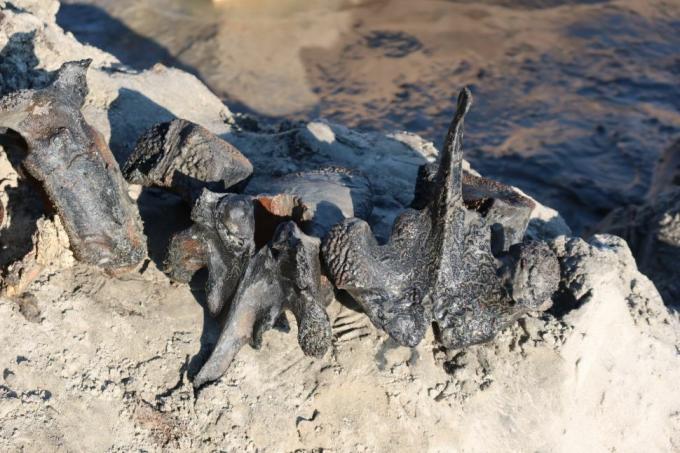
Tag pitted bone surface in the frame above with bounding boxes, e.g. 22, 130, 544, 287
322, 88, 560, 349
123, 118, 253, 202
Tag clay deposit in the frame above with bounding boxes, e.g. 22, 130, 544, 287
0, 1, 679, 452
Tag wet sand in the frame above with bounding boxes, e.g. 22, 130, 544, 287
58, 0, 680, 232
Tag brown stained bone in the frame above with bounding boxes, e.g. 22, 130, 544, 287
165, 191, 257, 317
166, 189, 333, 387
123, 119, 253, 203
166, 168, 371, 317
0, 60, 146, 273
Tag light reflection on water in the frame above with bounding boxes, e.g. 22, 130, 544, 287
57, 0, 680, 232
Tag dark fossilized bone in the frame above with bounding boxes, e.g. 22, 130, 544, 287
123, 118, 253, 203
0, 60, 146, 273
193, 220, 332, 387
166, 168, 372, 316
165, 190, 256, 316
124, 87, 557, 384
166, 168, 371, 386
414, 165, 535, 253
322, 88, 560, 348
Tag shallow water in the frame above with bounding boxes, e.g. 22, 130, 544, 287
57, 0, 680, 232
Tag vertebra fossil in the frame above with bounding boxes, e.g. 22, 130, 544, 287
0, 60, 146, 273
167, 89, 559, 386
322, 88, 560, 349
165, 168, 372, 387
1, 57, 561, 387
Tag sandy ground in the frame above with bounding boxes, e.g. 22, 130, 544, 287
1, 1, 679, 452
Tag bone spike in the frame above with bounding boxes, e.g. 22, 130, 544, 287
434, 87, 472, 212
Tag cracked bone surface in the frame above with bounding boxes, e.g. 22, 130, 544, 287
192, 220, 333, 388
322, 88, 560, 348
0, 60, 146, 273
123, 118, 253, 203
165, 168, 372, 385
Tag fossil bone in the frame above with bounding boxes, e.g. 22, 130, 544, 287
322, 88, 560, 348
414, 166, 535, 253
165, 168, 372, 386
193, 220, 333, 387
0, 60, 146, 273
123, 118, 253, 203
165, 191, 256, 317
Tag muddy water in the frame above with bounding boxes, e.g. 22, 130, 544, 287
57, 0, 680, 232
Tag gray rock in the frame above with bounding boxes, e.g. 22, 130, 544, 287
596, 188, 680, 306
596, 139, 680, 306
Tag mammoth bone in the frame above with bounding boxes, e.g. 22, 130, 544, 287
149, 89, 559, 387
164, 168, 373, 387
123, 118, 253, 203
321, 88, 560, 349
0, 60, 146, 273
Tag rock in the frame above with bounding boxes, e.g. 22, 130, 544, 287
246, 167, 373, 239
596, 189, 680, 306
648, 138, 680, 199
2, 215, 74, 297
596, 139, 680, 306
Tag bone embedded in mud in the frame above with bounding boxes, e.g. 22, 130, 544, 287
0, 60, 147, 273
193, 220, 332, 388
166, 190, 256, 317
322, 88, 560, 349
167, 168, 370, 385
167, 191, 332, 388
123, 118, 253, 203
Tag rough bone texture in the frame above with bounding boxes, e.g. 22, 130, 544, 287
123, 118, 253, 202
193, 221, 332, 388
166, 168, 372, 385
322, 88, 560, 348
0, 60, 146, 273
414, 165, 535, 253
168, 189, 333, 387
165, 191, 256, 317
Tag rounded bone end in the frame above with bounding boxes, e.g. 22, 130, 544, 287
297, 307, 332, 358
505, 241, 560, 311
